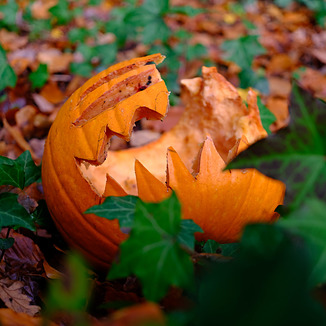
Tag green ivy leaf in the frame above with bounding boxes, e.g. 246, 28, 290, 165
279, 198, 326, 285
186, 44, 207, 61
0, 193, 35, 231
221, 35, 266, 70
16, 151, 41, 187
142, 18, 170, 44
108, 193, 194, 301
0, 45, 17, 92
85, 196, 137, 229
227, 83, 326, 210
29, 64, 49, 89
95, 43, 117, 66
0, 0, 18, 31
178, 220, 203, 250
0, 151, 40, 189
239, 67, 269, 94
0, 156, 24, 189
49, 0, 74, 25
70, 62, 93, 77
219, 243, 241, 258
202, 239, 220, 253
142, 0, 169, 15
169, 6, 206, 16
0, 237, 14, 250
31, 200, 50, 227
68, 28, 90, 43
257, 96, 276, 135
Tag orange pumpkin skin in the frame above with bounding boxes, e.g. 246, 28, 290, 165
42, 56, 285, 269
165, 137, 285, 243
42, 54, 169, 269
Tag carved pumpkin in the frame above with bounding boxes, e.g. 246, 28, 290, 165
42, 54, 285, 269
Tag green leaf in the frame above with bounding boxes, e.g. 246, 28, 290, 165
227, 83, 326, 210
31, 200, 50, 227
186, 44, 207, 61
0, 237, 14, 250
95, 43, 117, 66
85, 196, 137, 229
0, 193, 35, 231
257, 96, 276, 134
219, 243, 241, 257
239, 67, 269, 94
178, 220, 203, 250
75, 44, 95, 62
0, 0, 18, 31
88, 0, 103, 5
221, 35, 266, 70
142, 18, 170, 44
275, 0, 293, 7
68, 28, 90, 43
279, 198, 326, 285
45, 252, 90, 315
49, 0, 74, 25
29, 64, 49, 89
0, 45, 17, 92
0, 151, 40, 189
192, 224, 326, 326
0, 155, 24, 189
70, 62, 93, 77
16, 151, 41, 187
108, 193, 194, 301
124, 7, 151, 26
142, 0, 169, 15
202, 239, 219, 253
169, 6, 206, 16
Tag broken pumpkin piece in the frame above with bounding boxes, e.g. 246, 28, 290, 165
167, 137, 284, 243
42, 55, 285, 269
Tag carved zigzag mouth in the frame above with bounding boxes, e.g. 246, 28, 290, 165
73, 64, 164, 128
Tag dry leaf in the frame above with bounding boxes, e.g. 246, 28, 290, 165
2, 230, 44, 275
32, 94, 55, 113
2, 118, 38, 160
94, 302, 165, 326
37, 49, 73, 74
0, 279, 41, 316
31, 0, 57, 19
40, 82, 65, 104
130, 130, 161, 147
0, 308, 58, 326
0, 29, 28, 51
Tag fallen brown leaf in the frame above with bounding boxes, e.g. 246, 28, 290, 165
32, 94, 55, 114
0, 278, 41, 316
0, 308, 58, 326
2, 118, 38, 160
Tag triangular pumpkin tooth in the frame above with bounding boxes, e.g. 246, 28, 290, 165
196, 137, 226, 182
166, 146, 195, 190
135, 160, 169, 202
226, 135, 250, 163
103, 174, 127, 197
